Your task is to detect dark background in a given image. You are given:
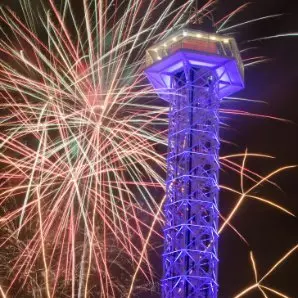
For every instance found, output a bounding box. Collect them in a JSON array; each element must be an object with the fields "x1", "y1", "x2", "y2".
[
  {"x1": 0, "y1": 0, "x2": 297, "y2": 297},
  {"x1": 206, "y1": 1, "x2": 298, "y2": 297}
]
